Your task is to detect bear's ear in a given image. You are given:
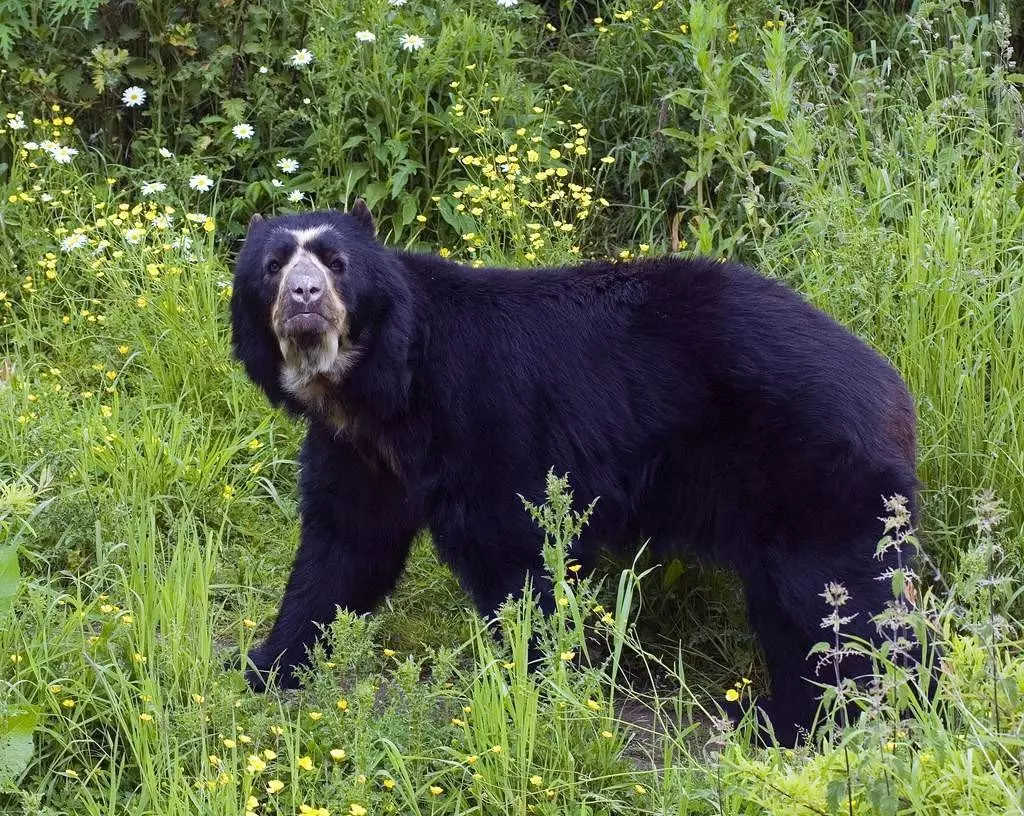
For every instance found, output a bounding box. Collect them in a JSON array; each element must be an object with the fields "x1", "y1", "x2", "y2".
[
  {"x1": 247, "y1": 212, "x2": 265, "y2": 235},
  {"x1": 350, "y1": 198, "x2": 375, "y2": 236}
]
